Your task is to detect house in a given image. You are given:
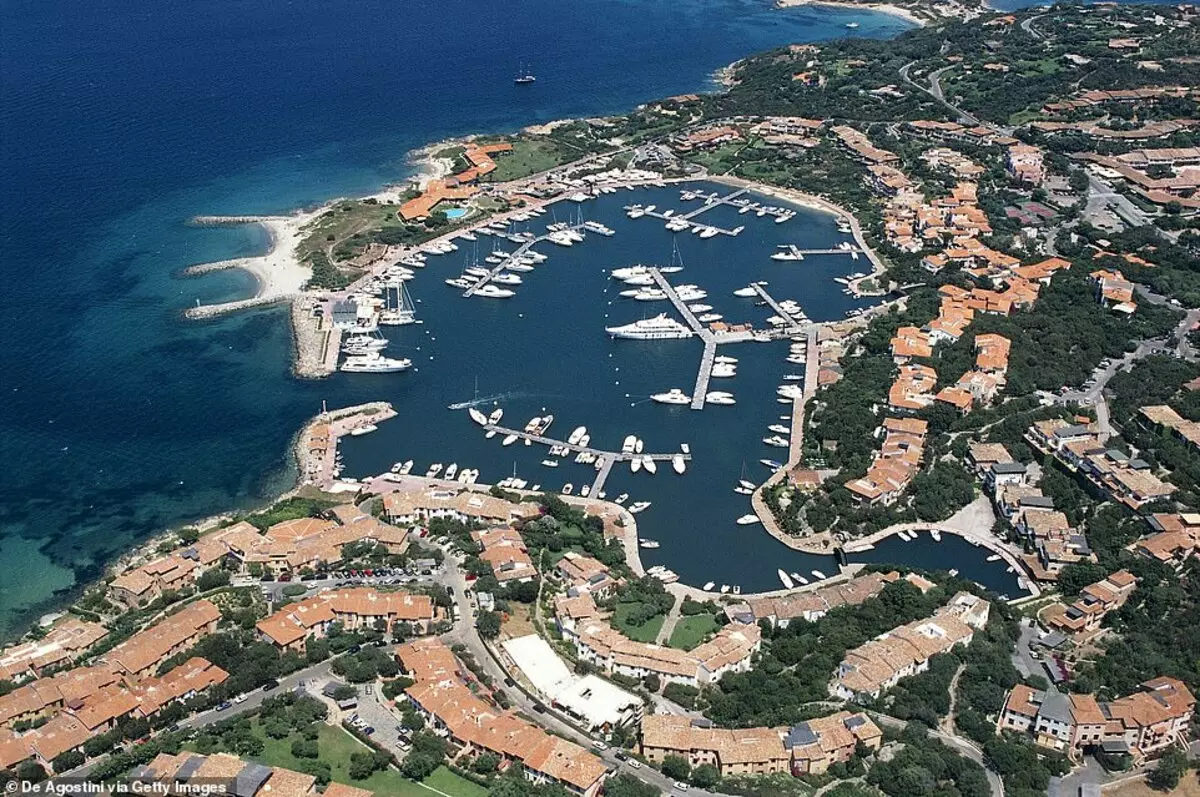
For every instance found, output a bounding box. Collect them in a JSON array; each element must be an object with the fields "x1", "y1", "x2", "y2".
[
  {"x1": 556, "y1": 552, "x2": 621, "y2": 598},
  {"x1": 104, "y1": 600, "x2": 222, "y2": 680},
  {"x1": 382, "y1": 488, "x2": 541, "y2": 526},
  {"x1": 472, "y1": 527, "x2": 538, "y2": 583},
  {"x1": 999, "y1": 678, "x2": 1194, "y2": 764},
  {"x1": 256, "y1": 588, "x2": 437, "y2": 651},
  {"x1": 831, "y1": 593, "x2": 989, "y2": 701},
  {"x1": 1129, "y1": 513, "x2": 1200, "y2": 566},
  {"x1": 1041, "y1": 570, "x2": 1137, "y2": 640}
]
